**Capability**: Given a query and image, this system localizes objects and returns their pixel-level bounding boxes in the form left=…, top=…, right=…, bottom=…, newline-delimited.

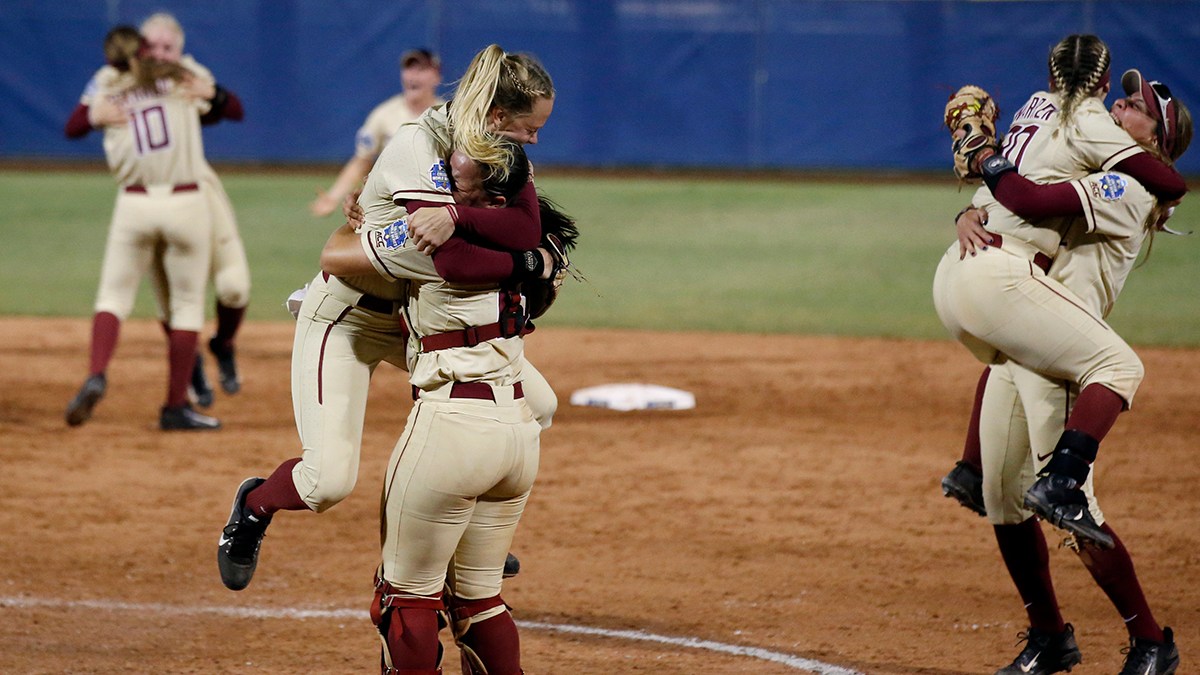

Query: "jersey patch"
left=1093, top=173, right=1128, bottom=202
left=375, top=218, right=409, bottom=251
left=430, top=159, right=449, bottom=191
left=355, top=128, right=375, bottom=155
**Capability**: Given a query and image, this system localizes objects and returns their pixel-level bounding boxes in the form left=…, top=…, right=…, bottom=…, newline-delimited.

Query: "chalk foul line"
left=0, top=595, right=862, bottom=674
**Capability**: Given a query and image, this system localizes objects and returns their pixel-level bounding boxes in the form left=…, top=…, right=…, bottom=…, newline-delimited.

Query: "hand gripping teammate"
left=62, top=26, right=219, bottom=430
left=65, top=12, right=252, bottom=407
left=216, top=45, right=558, bottom=592
left=933, top=34, right=1186, bottom=546
left=936, top=57, right=1190, bottom=675
left=309, top=49, right=443, bottom=217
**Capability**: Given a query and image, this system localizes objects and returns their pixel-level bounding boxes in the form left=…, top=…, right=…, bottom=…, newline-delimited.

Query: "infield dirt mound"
left=1, top=318, right=1197, bottom=673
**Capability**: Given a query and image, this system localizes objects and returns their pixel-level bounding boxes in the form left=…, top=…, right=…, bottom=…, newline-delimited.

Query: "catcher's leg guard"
left=371, top=574, right=446, bottom=674
left=448, top=595, right=522, bottom=675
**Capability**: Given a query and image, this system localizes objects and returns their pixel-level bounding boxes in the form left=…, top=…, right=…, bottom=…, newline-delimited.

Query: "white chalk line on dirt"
left=0, top=595, right=862, bottom=675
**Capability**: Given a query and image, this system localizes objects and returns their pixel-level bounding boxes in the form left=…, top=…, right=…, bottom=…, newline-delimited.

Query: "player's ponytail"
left=1048, top=34, right=1111, bottom=128
left=449, top=45, right=554, bottom=183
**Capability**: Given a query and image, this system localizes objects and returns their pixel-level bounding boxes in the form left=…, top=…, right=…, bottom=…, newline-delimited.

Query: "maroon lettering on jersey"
left=1013, top=96, right=1058, bottom=123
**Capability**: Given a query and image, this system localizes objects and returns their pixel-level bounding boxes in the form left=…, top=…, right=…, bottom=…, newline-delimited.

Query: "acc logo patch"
left=375, top=218, right=409, bottom=251
left=430, top=160, right=449, bottom=191
left=1094, top=173, right=1128, bottom=201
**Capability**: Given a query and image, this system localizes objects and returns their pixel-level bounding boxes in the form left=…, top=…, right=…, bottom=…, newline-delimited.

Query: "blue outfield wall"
left=2, top=1, right=1199, bottom=173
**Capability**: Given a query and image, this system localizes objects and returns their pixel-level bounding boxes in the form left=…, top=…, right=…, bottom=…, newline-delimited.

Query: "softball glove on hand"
left=523, top=196, right=581, bottom=321
left=945, top=85, right=1001, bottom=182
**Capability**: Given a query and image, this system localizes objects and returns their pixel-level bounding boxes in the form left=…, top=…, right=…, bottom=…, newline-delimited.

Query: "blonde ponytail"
left=447, top=44, right=555, bottom=182
left=448, top=45, right=513, bottom=180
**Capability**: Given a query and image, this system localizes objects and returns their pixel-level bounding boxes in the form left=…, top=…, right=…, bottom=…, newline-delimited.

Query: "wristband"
left=210, top=84, right=228, bottom=111
left=980, top=154, right=1017, bottom=191
left=509, top=249, right=544, bottom=282
left=954, top=205, right=974, bottom=224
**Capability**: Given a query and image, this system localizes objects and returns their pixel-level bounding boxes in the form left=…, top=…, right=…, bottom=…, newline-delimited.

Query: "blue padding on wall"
left=2, top=0, right=1198, bottom=173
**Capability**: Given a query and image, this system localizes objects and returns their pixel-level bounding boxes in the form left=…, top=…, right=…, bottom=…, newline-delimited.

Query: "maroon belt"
left=411, top=382, right=524, bottom=402
left=990, top=233, right=1052, bottom=273
left=421, top=322, right=510, bottom=352
left=124, top=183, right=199, bottom=194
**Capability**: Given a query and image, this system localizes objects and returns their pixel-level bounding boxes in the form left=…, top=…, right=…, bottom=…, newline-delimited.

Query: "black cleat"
left=190, top=353, right=214, bottom=408
left=1119, top=626, right=1179, bottom=675
left=208, top=337, right=240, bottom=395
left=160, top=404, right=221, bottom=431
left=995, top=623, right=1083, bottom=675
left=65, top=373, right=107, bottom=427
left=217, top=477, right=271, bottom=591
left=503, top=552, right=521, bottom=579
left=942, top=461, right=986, bottom=516
left=1024, top=473, right=1114, bottom=549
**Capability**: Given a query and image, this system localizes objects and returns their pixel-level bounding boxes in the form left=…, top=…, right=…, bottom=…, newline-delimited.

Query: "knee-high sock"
left=1064, top=384, right=1125, bottom=443
left=1075, top=523, right=1163, bottom=643
left=245, top=458, right=307, bottom=518
left=166, top=329, right=199, bottom=407
left=89, top=312, right=121, bottom=376
left=961, top=367, right=990, bottom=471
left=995, top=519, right=1064, bottom=633
left=460, top=612, right=521, bottom=675
left=214, top=302, right=246, bottom=347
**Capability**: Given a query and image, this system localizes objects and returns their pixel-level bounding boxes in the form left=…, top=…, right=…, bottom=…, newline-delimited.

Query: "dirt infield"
left=1, top=317, right=1197, bottom=674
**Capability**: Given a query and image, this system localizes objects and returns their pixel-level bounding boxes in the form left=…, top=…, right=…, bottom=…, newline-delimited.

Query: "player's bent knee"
left=213, top=275, right=250, bottom=309
left=296, top=466, right=357, bottom=513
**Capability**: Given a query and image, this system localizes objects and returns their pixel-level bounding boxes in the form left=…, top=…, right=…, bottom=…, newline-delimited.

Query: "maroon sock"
left=166, top=330, right=199, bottom=407
left=245, top=458, right=308, bottom=518
left=214, top=302, right=246, bottom=347
left=961, top=367, right=990, bottom=471
left=1075, top=523, right=1163, bottom=643
left=994, top=519, right=1065, bottom=633
left=381, top=606, right=441, bottom=670
left=88, top=312, right=121, bottom=375
left=1064, top=384, right=1125, bottom=443
left=459, top=611, right=521, bottom=675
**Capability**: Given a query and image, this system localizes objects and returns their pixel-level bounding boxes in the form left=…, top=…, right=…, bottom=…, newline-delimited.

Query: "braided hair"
left=449, top=45, right=554, bottom=183
left=1047, top=34, right=1111, bottom=128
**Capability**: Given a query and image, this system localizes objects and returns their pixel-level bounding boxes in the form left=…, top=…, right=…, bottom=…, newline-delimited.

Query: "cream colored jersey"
left=361, top=221, right=524, bottom=390
left=1052, top=172, right=1156, bottom=319
left=972, top=91, right=1146, bottom=257
left=90, top=69, right=210, bottom=187
left=354, top=94, right=444, bottom=161
left=345, top=104, right=454, bottom=300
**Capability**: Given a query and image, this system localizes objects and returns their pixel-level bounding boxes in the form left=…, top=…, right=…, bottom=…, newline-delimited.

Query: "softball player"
left=140, top=13, right=251, bottom=400
left=216, top=45, right=557, bottom=596
left=941, top=69, right=1190, bottom=674
left=63, top=26, right=219, bottom=431
left=309, top=49, right=443, bottom=217
left=331, top=145, right=543, bottom=675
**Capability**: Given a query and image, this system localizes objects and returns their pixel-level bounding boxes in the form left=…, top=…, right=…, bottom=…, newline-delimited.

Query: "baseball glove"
left=945, top=85, right=1001, bottom=181
left=523, top=195, right=579, bottom=321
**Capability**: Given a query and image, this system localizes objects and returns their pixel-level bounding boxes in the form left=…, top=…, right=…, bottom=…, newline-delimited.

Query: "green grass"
left=3, top=169, right=1198, bottom=346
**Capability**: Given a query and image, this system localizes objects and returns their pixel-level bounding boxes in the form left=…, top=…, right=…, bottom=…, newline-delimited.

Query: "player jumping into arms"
left=215, top=45, right=560, bottom=595
left=936, top=39, right=1189, bottom=675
